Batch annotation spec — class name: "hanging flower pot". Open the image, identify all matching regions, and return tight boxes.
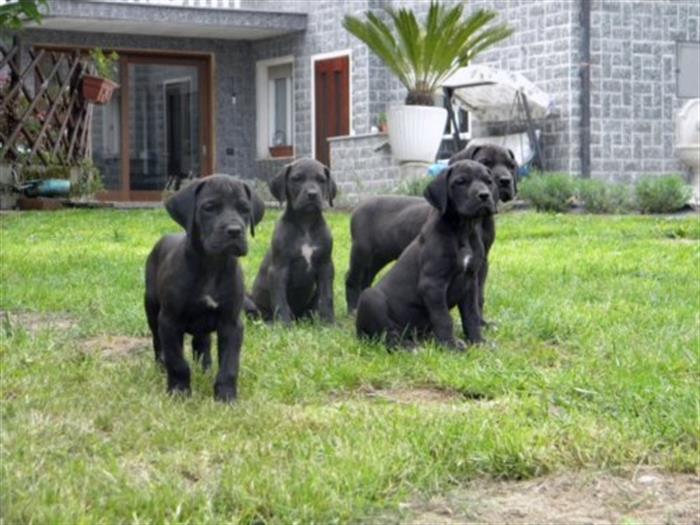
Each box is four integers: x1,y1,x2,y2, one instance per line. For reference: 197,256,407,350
81,75,118,105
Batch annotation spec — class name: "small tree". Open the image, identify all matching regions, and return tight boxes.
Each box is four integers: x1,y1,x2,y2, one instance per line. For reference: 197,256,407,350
343,1,513,106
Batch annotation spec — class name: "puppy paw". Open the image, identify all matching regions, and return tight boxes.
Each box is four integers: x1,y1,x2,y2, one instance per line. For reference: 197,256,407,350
214,385,237,403
167,383,191,397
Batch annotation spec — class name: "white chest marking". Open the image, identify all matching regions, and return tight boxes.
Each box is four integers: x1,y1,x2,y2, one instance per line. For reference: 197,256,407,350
463,254,471,270
203,295,218,309
301,242,317,269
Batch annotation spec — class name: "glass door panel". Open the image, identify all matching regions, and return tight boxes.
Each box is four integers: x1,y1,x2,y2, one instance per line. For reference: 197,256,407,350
91,79,121,191
128,63,200,191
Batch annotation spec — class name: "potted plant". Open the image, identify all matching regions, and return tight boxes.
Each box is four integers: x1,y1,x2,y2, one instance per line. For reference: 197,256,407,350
82,48,119,105
344,1,512,163
268,130,294,158
377,112,388,133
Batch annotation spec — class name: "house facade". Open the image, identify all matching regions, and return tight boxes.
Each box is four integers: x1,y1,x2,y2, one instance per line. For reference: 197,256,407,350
8,0,700,200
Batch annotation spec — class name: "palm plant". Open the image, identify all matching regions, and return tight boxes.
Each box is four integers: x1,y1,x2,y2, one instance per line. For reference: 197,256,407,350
343,1,513,106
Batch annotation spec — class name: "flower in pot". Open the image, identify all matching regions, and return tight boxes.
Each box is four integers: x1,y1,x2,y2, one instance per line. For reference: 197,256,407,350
82,48,119,105
343,1,512,163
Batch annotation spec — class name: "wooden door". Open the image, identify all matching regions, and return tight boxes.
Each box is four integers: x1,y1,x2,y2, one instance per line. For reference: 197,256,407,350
314,56,349,167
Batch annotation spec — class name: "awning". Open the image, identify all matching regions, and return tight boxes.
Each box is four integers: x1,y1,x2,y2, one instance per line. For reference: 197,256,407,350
442,65,554,122
31,0,307,40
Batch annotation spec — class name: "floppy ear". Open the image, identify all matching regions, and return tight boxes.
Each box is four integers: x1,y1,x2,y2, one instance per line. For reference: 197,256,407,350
269,163,292,204
242,181,265,237
324,166,337,207
507,148,517,163
424,167,451,215
165,179,202,234
465,144,482,160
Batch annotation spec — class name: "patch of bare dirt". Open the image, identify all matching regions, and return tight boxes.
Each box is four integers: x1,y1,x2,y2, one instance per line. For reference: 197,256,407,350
401,468,699,525
80,335,150,359
354,386,495,406
1,310,78,335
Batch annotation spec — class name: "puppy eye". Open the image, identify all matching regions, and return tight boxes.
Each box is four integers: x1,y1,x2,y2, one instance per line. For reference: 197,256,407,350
202,202,218,212
290,174,303,182
239,204,251,214
454,178,467,186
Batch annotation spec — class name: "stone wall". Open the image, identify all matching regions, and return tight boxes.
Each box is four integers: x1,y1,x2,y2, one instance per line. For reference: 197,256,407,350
589,0,700,183
328,132,399,202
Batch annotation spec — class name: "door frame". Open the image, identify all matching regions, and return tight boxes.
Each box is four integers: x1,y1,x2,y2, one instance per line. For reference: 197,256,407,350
32,45,214,201
118,53,213,201
310,49,352,162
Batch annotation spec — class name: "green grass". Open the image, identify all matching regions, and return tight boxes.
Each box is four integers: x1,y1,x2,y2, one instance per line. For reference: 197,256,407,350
1,209,699,523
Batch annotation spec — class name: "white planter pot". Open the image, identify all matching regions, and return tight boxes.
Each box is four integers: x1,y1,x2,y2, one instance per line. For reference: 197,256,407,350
387,105,448,163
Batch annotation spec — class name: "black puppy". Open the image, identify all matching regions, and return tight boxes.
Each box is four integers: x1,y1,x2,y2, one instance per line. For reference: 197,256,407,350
144,174,264,402
248,158,337,323
345,143,517,312
356,160,496,349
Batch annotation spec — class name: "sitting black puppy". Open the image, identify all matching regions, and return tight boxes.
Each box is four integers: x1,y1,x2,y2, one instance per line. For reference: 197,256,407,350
345,143,517,313
355,160,496,350
144,174,264,402
248,158,337,324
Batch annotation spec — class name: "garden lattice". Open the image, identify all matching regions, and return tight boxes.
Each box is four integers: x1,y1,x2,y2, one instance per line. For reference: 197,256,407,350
0,40,92,167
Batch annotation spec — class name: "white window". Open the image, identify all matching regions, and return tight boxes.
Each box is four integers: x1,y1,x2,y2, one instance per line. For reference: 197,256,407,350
677,42,700,98
256,57,294,158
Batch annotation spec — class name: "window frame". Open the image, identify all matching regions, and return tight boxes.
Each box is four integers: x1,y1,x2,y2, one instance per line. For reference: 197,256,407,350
255,55,295,159
676,40,700,99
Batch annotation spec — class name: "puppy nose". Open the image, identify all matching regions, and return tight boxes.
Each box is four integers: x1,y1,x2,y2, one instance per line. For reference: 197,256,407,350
478,191,491,202
307,188,319,198
499,177,511,187
226,224,243,237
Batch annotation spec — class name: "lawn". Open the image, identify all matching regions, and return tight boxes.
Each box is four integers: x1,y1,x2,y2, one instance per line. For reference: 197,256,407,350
1,208,698,523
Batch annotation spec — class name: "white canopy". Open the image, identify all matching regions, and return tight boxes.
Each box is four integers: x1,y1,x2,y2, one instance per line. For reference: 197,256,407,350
442,65,554,122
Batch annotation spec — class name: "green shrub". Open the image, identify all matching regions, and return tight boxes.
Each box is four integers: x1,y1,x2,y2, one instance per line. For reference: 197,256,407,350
519,172,576,212
394,176,430,197
634,175,691,214
577,179,634,214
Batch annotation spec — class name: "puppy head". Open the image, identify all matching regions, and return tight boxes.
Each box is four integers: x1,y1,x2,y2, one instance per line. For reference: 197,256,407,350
424,160,496,218
269,158,337,212
451,143,519,202
166,174,265,256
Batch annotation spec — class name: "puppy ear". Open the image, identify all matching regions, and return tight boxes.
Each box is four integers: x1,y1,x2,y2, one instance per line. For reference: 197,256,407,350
507,148,517,163
324,166,337,207
465,144,482,160
165,179,202,234
424,168,451,215
269,163,291,204
242,181,265,237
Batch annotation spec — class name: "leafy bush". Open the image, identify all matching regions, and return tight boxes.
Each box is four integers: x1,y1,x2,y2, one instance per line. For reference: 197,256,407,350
394,176,430,197
634,175,691,214
519,172,576,212
577,179,634,214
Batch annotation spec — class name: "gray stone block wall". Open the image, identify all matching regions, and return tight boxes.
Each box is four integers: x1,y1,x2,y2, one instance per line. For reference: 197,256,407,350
589,0,700,183
329,133,399,202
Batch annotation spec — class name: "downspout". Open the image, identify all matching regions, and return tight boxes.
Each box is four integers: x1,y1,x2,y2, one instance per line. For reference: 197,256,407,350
579,0,591,178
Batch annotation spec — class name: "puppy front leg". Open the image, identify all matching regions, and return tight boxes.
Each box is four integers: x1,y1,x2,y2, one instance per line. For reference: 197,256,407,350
458,276,484,344
316,259,335,323
214,317,243,402
158,313,190,395
417,281,462,350
269,265,293,323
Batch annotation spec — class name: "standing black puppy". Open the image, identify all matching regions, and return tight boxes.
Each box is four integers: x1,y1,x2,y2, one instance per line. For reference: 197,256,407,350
144,175,264,402
356,161,496,349
248,158,337,324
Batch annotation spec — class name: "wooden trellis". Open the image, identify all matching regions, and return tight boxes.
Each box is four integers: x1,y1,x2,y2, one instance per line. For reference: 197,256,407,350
0,39,93,167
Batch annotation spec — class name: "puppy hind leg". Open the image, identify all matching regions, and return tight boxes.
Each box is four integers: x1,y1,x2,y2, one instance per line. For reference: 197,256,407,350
192,333,212,371
145,296,163,365
345,245,371,312
355,288,400,349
